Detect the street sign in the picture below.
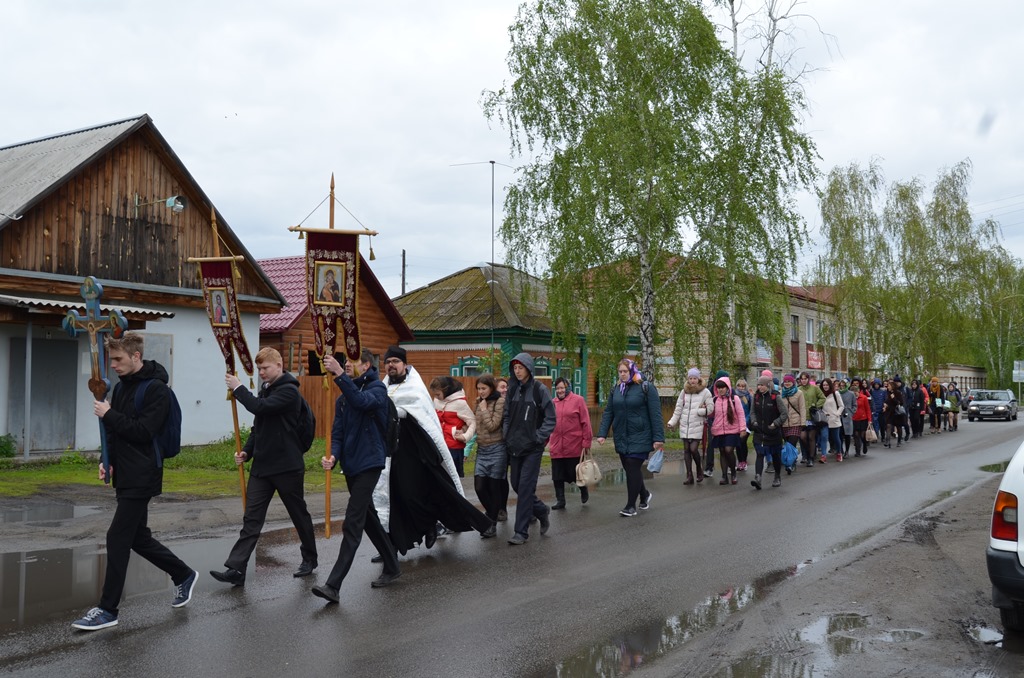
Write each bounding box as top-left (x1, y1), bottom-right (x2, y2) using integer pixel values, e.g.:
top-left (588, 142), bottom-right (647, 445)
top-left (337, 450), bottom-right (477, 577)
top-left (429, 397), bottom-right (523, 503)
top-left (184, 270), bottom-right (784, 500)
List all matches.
top-left (1014, 361), bottom-right (1024, 383)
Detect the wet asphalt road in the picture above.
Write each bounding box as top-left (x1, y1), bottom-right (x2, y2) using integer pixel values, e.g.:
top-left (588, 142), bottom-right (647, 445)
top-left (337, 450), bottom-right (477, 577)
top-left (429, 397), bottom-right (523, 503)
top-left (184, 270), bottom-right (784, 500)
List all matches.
top-left (2, 421), bottom-right (1022, 677)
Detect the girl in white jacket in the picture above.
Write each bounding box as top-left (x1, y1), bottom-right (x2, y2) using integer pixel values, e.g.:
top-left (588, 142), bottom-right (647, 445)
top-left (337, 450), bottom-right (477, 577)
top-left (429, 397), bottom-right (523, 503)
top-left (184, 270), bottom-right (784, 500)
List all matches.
top-left (667, 367), bottom-right (715, 484)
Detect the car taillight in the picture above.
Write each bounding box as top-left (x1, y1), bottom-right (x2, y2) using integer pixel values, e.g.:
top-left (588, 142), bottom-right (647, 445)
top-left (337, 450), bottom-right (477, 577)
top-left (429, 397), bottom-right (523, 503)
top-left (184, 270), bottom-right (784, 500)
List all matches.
top-left (993, 490), bottom-right (1019, 541)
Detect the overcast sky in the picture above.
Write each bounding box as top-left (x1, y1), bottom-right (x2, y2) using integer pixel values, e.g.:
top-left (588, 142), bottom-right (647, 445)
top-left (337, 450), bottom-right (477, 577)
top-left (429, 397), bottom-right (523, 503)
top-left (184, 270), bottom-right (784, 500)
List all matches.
top-left (4, 1), bottom-right (1022, 297)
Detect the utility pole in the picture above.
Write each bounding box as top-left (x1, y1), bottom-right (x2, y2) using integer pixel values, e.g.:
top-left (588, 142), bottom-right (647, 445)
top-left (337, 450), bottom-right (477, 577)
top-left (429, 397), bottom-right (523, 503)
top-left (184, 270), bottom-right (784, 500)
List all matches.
top-left (401, 249), bottom-right (406, 295)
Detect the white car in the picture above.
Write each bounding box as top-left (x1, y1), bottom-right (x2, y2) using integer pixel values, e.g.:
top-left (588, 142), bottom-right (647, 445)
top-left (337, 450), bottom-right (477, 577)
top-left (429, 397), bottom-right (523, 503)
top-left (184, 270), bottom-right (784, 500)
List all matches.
top-left (988, 440), bottom-right (1024, 631)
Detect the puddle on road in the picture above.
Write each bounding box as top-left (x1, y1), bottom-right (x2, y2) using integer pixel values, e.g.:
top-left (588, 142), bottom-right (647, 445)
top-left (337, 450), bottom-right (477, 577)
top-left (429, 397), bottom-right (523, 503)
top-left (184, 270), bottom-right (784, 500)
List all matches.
top-left (1, 504), bottom-right (103, 523)
top-left (0, 525), bottom-right (309, 632)
top-left (970, 624), bottom-right (1004, 646)
top-left (545, 564), bottom-right (809, 677)
top-left (982, 460), bottom-right (1011, 473)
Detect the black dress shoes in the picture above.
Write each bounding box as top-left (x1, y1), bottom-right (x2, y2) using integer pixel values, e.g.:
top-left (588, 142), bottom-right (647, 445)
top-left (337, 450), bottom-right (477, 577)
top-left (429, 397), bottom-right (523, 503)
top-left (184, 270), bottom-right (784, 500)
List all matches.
top-left (210, 568), bottom-right (246, 586)
top-left (311, 584), bottom-right (339, 603)
top-left (371, 571), bottom-right (402, 588)
top-left (293, 561), bottom-right (317, 578)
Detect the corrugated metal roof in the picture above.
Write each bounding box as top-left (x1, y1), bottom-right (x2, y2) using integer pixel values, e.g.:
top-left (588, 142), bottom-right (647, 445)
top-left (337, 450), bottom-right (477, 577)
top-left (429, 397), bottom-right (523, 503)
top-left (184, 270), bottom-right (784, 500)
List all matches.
top-left (0, 293), bottom-right (174, 319)
top-left (0, 116), bottom-right (145, 226)
top-left (394, 264), bottom-right (551, 332)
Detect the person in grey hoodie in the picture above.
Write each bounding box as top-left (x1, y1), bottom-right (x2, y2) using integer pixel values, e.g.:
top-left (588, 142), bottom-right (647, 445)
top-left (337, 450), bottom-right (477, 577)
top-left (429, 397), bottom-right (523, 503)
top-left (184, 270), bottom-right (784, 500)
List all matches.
top-left (502, 353), bottom-right (557, 545)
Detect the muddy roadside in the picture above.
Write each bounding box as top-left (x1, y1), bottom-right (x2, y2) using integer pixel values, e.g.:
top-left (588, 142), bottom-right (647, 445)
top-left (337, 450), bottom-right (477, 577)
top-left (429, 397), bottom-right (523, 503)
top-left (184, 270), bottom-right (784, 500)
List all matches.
top-left (637, 473), bottom-right (1024, 678)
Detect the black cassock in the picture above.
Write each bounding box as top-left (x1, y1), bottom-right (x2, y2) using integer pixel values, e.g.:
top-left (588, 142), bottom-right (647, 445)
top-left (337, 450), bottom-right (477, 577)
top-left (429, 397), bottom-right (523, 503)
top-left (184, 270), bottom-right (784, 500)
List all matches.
top-left (387, 417), bottom-right (492, 554)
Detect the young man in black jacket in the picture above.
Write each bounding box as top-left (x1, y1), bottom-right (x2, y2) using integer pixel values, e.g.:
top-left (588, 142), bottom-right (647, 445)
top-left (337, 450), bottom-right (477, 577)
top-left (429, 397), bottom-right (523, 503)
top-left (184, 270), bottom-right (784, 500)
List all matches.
top-left (211, 347), bottom-right (318, 586)
top-left (72, 332), bottom-right (197, 631)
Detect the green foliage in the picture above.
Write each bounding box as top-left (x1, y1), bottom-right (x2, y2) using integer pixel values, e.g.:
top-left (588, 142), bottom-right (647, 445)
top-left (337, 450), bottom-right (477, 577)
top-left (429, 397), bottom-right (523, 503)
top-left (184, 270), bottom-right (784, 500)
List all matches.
top-left (0, 433), bottom-right (16, 458)
top-left (59, 447), bottom-right (96, 466)
top-left (815, 159), bottom-right (1001, 378)
top-left (484, 0), bottom-right (816, 393)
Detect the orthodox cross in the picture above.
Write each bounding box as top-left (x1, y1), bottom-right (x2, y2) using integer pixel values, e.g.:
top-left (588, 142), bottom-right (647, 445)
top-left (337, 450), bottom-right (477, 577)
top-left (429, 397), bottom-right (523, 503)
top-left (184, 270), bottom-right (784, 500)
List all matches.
top-left (62, 277), bottom-right (128, 482)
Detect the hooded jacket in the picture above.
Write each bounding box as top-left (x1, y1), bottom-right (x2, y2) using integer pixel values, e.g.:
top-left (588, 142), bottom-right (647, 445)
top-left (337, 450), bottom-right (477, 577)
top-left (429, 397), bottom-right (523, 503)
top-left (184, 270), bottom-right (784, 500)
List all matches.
top-left (779, 388), bottom-right (805, 429)
top-left (234, 371), bottom-right (307, 477)
top-left (502, 352), bottom-right (557, 455)
top-left (667, 379), bottom-right (714, 440)
top-left (329, 365), bottom-right (388, 477)
top-left (710, 377), bottom-right (747, 437)
top-left (104, 360), bottom-right (171, 499)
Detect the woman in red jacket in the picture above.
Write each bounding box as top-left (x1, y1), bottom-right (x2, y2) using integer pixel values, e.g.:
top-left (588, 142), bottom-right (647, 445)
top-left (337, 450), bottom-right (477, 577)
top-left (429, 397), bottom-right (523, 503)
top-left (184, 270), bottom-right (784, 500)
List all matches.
top-left (851, 378), bottom-right (872, 457)
top-left (430, 376), bottom-right (476, 478)
top-left (548, 377), bottom-right (593, 509)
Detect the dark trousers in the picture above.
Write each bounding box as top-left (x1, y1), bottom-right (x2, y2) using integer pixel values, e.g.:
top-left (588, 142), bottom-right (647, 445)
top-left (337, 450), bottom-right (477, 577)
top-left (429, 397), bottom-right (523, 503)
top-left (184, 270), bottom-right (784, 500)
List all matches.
top-left (448, 448), bottom-right (465, 478)
top-left (226, 470), bottom-right (317, 571)
top-left (620, 455), bottom-right (648, 509)
top-left (325, 468), bottom-right (399, 589)
top-left (509, 451), bottom-right (547, 538)
top-left (100, 497), bottom-right (191, 614)
top-left (754, 442), bottom-right (782, 476)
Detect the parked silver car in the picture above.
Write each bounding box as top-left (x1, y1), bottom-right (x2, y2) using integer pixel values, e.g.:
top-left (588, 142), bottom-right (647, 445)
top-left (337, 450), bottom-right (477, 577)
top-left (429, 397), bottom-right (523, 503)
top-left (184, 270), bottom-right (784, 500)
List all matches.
top-left (967, 390), bottom-right (1019, 422)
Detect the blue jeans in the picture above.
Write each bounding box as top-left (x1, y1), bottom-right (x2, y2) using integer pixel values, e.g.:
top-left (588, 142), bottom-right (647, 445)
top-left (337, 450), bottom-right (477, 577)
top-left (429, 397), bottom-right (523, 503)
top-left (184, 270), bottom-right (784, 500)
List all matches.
top-left (827, 427), bottom-right (843, 456)
top-left (817, 426), bottom-right (829, 456)
top-left (509, 451), bottom-right (547, 538)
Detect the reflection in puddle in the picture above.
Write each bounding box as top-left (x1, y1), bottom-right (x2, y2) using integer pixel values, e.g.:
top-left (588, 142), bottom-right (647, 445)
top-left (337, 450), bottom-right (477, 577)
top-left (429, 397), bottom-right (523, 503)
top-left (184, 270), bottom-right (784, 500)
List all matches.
top-left (981, 460), bottom-right (1012, 473)
top-left (0, 525), bottom-right (308, 632)
top-left (877, 629), bottom-right (925, 643)
top-left (547, 566), bottom-right (804, 677)
top-left (1, 504), bottom-right (103, 523)
top-left (970, 625), bottom-right (1004, 646)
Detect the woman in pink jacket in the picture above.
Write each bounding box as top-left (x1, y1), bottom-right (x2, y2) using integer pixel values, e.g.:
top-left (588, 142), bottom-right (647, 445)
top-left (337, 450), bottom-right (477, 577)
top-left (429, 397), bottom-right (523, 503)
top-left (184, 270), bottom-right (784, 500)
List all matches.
top-left (710, 376), bottom-right (746, 485)
top-left (548, 377), bottom-right (593, 509)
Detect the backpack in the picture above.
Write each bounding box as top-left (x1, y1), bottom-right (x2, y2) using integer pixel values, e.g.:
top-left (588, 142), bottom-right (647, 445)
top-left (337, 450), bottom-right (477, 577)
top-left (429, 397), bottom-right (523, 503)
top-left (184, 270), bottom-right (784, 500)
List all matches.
top-left (293, 388), bottom-right (317, 452)
top-left (127, 379), bottom-right (182, 468)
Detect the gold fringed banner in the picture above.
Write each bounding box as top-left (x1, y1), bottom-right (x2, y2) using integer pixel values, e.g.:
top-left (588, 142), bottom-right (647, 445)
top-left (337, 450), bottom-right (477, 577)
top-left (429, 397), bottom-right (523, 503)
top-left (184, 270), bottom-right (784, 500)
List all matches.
top-left (306, 231), bottom-right (361, 361)
top-left (199, 259), bottom-right (255, 376)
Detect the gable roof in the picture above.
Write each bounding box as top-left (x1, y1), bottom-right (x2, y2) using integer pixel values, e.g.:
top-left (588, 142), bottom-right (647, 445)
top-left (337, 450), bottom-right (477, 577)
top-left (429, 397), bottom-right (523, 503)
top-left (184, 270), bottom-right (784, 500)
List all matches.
top-left (258, 254), bottom-right (412, 340)
top-left (0, 116), bottom-right (146, 227)
top-left (393, 263), bottom-right (551, 332)
top-left (0, 114), bottom-right (284, 307)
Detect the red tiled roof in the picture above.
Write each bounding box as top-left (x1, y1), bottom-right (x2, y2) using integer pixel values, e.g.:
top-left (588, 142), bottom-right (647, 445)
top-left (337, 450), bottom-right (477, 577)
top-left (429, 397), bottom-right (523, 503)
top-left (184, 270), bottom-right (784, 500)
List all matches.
top-left (258, 256), bottom-right (306, 332)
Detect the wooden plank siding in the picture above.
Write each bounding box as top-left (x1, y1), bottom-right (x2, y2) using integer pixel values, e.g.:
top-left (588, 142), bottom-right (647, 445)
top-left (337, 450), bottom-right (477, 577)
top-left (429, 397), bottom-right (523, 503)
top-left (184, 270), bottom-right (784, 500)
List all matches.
top-left (0, 129), bottom-right (275, 309)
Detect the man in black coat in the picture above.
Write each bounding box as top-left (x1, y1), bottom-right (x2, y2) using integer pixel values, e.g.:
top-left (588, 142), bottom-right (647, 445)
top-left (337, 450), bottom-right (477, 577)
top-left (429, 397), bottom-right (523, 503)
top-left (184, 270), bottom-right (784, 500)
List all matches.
top-left (211, 347), bottom-right (318, 586)
top-left (72, 332), bottom-right (196, 631)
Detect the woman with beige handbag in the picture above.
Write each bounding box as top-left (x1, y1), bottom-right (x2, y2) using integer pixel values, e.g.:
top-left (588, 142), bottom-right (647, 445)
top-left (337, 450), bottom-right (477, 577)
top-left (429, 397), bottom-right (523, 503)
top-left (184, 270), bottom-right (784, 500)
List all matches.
top-left (596, 359), bottom-right (665, 517)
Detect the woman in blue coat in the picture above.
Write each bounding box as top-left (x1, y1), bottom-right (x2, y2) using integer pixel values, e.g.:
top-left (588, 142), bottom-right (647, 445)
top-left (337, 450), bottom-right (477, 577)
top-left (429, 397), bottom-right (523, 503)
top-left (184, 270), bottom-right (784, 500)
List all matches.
top-left (597, 359), bottom-right (665, 517)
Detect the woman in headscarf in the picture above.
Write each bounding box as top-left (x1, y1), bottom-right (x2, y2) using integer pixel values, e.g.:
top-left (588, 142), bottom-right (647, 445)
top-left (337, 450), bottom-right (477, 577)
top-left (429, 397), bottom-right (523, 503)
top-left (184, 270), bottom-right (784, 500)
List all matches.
top-left (597, 359), bottom-right (664, 516)
top-left (778, 374), bottom-right (805, 474)
top-left (667, 367), bottom-right (714, 484)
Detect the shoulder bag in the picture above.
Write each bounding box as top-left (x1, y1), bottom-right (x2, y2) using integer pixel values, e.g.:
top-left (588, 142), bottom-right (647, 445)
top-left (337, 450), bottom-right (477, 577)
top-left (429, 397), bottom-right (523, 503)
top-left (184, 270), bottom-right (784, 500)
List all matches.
top-left (576, 449), bottom-right (603, 487)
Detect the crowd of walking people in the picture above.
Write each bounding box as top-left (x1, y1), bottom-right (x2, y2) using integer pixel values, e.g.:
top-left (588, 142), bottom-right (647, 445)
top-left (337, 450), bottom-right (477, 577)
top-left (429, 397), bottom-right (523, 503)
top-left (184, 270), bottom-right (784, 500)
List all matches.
top-left (71, 336), bottom-right (970, 629)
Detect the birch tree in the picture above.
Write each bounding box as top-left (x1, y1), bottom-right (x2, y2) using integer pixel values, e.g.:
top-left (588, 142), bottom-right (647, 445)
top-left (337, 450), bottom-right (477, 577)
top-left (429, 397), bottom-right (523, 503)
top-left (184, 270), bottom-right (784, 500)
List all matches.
top-left (483, 0), bottom-right (817, 388)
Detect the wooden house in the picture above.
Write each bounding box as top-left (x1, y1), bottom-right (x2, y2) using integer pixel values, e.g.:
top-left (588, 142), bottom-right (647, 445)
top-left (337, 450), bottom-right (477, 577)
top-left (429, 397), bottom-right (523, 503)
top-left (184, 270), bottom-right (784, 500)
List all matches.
top-left (392, 263), bottom-right (592, 401)
top-left (0, 115), bottom-right (285, 454)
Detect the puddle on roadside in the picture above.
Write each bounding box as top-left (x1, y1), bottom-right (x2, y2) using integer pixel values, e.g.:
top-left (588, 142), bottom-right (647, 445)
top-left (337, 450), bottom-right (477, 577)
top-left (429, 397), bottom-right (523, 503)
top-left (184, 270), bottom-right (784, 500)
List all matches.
top-left (982, 460), bottom-right (1011, 473)
top-left (0, 524), bottom-right (310, 632)
top-left (714, 614), bottom-right (928, 677)
top-left (969, 624), bottom-right (1003, 646)
top-left (544, 564), bottom-right (807, 677)
top-left (1, 504), bottom-right (104, 523)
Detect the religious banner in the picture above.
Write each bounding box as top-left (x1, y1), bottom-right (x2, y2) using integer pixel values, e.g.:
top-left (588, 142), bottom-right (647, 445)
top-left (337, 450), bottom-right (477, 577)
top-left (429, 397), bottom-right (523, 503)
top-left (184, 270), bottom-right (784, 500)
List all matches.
top-left (306, 230), bottom-right (361, 361)
top-left (807, 348), bottom-right (824, 370)
top-left (198, 259), bottom-right (255, 377)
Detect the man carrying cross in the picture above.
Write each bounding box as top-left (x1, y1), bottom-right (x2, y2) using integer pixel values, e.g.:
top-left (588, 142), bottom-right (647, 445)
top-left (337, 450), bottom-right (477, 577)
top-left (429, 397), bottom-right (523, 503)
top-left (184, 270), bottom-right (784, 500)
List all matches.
top-left (71, 331), bottom-right (197, 631)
